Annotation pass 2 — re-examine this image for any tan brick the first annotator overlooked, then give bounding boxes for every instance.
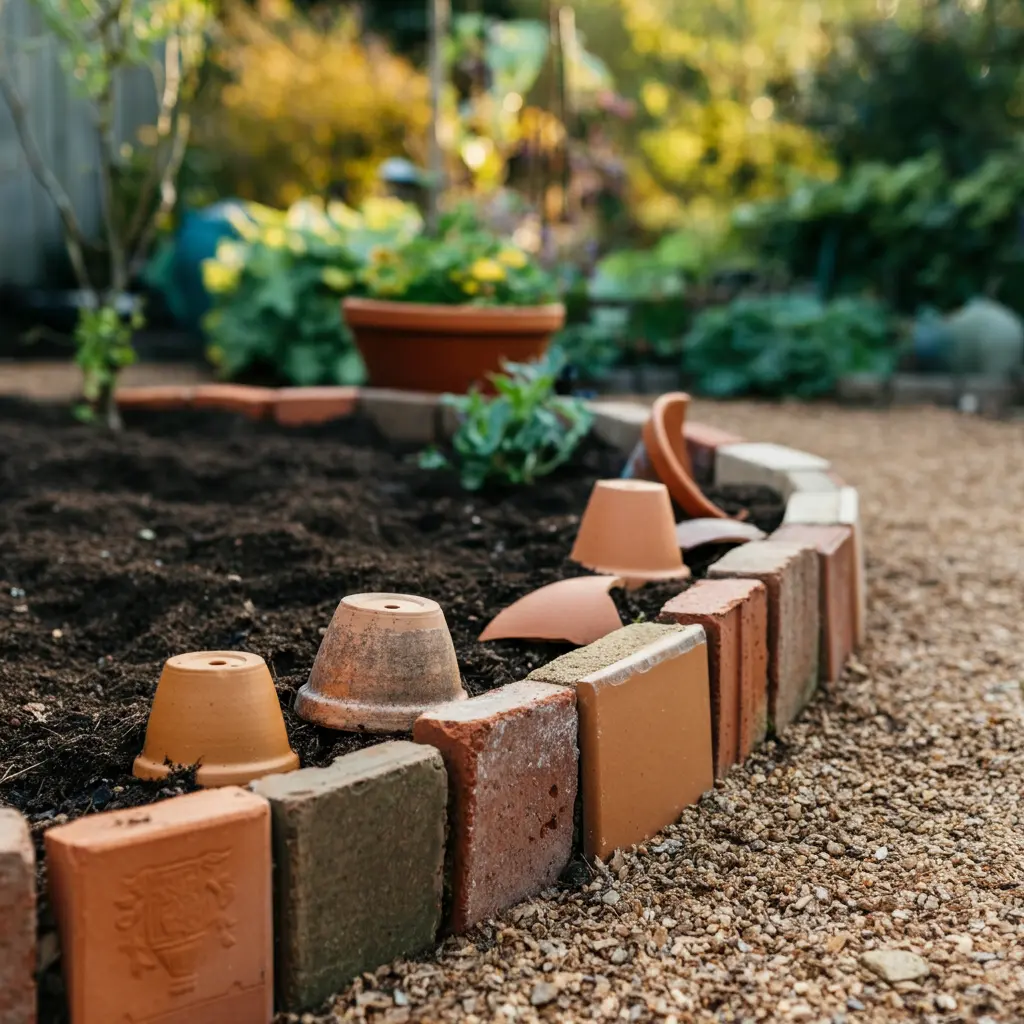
[0,808,35,1024]
[358,388,441,443]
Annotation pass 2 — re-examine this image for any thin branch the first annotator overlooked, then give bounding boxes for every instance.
[0,3,93,291]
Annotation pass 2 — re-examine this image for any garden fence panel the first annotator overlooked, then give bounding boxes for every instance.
[0,0,157,287]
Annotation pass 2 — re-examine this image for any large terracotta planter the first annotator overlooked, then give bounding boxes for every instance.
[342,297,565,393]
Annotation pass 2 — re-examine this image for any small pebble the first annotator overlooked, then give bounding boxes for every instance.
[51,629,62,639]
[788,803,802,820]
[601,890,620,906]
[530,982,557,1007]
[138,528,156,541]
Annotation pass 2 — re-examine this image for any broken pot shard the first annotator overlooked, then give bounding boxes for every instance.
[675,517,766,552]
[479,575,624,646]
[133,651,299,787]
[295,593,468,732]
[624,392,732,519]
[570,480,689,583]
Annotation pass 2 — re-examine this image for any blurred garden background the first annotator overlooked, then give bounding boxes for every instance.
[2,0,1024,404]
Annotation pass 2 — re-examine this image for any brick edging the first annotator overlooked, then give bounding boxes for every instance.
[10,388,865,1019]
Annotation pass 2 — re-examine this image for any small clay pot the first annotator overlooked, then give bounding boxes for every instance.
[570,480,690,583]
[342,297,565,393]
[133,651,299,787]
[479,575,624,646]
[295,593,468,732]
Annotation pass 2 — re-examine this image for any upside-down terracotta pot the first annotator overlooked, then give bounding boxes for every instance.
[133,651,299,787]
[570,480,690,585]
[295,593,468,732]
[479,575,625,646]
[342,297,565,393]
[624,392,732,519]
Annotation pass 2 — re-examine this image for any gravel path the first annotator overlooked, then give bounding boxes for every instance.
[286,400,1024,1024]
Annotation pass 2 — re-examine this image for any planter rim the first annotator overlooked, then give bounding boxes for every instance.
[343,296,565,334]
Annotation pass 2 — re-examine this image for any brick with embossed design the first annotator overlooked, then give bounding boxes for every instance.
[46,787,272,1024]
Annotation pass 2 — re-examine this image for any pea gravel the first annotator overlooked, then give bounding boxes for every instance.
[284,402,1024,1024]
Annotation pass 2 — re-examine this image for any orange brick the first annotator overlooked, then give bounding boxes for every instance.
[192,384,276,419]
[46,788,272,1024]
[772,523,856,683]
[529,623,713,859]
[659,578,769,775]
[115,385,196,411]
[273,387,359,427]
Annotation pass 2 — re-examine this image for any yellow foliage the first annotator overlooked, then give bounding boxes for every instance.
[195,2,431,208]
[470,258,507,284]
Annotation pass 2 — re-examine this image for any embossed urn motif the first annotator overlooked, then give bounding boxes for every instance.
[115,849,236,995]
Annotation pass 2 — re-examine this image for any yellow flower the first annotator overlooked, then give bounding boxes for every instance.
[215,240,246,269]
[462,279,480,296]
[225,206,259,242]
[321,266,354,291]
[201,259,241,294]
[498,247,528,269]
[470,258,506,283]
[369,245,398,266]
[263,226,287,249]
[327,200,362,230]
[288,233,307,255]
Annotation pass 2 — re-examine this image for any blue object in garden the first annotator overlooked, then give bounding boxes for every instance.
[144,200,247,335]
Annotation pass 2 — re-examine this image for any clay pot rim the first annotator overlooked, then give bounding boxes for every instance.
[343,296,566,333]
[133,749,300,787]
[295,684,468,732]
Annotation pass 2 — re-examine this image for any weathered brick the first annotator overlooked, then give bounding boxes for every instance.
[252,742,446,1010]
[413,682,577,932]
[358,388,440,443]
[46,788,272,1024]
[273,386,358,426]
[683,422,743,483]
[587,400,650,453]
[772,524,857,683]
[658,578,769,775]
[783,486,865,646]
[0,808,35,1024]
[528,623,713,859]
[782,470,842,498]
[709,541,820,733]
[115,384,196,411]
[716,442,829,492]
[192,383,276,419]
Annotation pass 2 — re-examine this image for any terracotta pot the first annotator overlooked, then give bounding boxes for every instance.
[342,297,565,393]
[570,480,690,584]
[624,392,732,519]
[675,517,765,552]
[133,651,299,787]
[295,593,468,732]
[479,575,624,646]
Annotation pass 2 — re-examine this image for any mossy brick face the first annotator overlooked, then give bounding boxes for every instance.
[772,524,857,683]
[709,541,820,733]
[413,682,577,933]
[528,623,713,859]
[252,742,446,1011]
[45,787,272,1024]
[0,809,35,1024]
[659,578,769,776]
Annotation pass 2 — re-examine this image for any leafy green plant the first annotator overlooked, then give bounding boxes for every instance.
[359,206,558,306]
[201,197,422,385]
[683,293,898,400]
[74,305,145,427]
[421,353,593,491]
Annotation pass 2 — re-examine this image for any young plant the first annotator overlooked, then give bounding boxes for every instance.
[0,0,212,428]
[421,353,593,491]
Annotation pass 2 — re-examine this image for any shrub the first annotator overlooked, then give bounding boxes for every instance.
[682,293,898,400]
[359,206,558,306]
[421,353,593,491]
[202,197,422,385]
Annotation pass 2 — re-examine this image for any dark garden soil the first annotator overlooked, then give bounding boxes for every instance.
[0,397,782,1020]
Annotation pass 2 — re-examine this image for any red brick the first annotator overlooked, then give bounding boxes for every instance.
[273,387,359,427]
[709,541,819,733]
[115,385,196,411]
[772,524,856,683]
[684,421,743,482]
[658,578,768,775]
[528,624,713,859]
[413,681,577,932]
[46,787,272,1024]
[0,808,35,1024]
[192,383,276,419]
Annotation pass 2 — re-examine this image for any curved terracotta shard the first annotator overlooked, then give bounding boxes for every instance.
[295,593,468,732]
[633,393,733,519]
[479,575,625,646]
[570,480,690,584]
[675,517,765,552]
[133,650,299,787]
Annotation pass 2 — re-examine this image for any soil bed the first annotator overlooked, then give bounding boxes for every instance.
[0,398,781,1017]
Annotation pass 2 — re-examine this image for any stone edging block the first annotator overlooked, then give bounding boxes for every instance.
[528,623,713,859]
[252,741,447,1011]
[0,808,35,1024]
